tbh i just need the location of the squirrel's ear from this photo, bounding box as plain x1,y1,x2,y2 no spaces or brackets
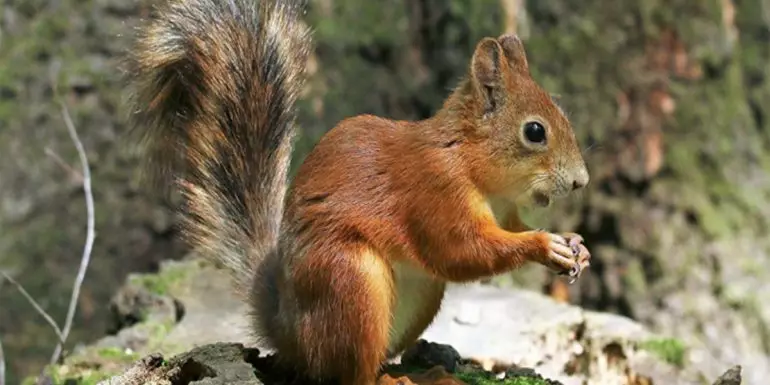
497,34,529,73
471,38,506,113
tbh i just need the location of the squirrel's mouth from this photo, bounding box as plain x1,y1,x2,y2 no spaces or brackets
532,191,551,207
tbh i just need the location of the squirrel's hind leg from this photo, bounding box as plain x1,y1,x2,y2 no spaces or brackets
282,242,395,385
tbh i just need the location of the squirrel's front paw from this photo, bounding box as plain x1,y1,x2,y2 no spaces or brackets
531,231,581,279
557,232,591,284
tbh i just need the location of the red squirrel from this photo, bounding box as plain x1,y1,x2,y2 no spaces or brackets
126,0,591,384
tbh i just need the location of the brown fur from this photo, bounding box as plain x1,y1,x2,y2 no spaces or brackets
127,1,589,384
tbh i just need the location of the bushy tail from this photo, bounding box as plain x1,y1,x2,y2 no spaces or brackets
126,0,311,293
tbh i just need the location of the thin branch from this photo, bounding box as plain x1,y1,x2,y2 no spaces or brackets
44,146,83,182
0,272,64,342
49,98,96,366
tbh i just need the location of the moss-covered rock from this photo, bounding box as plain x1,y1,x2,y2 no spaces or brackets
20,259,740,385
126,259,196,297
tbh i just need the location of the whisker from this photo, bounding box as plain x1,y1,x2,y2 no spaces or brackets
581,141,608,159
513,174,551,200
584,141,604,152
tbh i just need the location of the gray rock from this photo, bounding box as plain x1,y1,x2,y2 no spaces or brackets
53,260,741,385
97,343,264,385
712,365,742,385
400,340,462,373
168,343,263,385
421,283,709,385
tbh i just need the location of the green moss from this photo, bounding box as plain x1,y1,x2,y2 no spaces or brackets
455,371,551,385
128,274,170,295
128,262,192,296
53,371,112,385
639,338,687,367
19,364,113,385
139,318,178,354
95,347,139,363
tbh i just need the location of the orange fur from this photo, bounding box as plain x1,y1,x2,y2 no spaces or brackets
128,1,590,383
386,278,445,356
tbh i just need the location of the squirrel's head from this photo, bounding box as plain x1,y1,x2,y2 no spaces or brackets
462,33,589,207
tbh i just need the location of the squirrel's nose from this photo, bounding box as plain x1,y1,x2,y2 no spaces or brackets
571,165,590,191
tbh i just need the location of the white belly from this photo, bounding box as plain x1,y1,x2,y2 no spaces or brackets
387,260,442,352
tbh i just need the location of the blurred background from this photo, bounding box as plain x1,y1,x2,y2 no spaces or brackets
1,0,769,383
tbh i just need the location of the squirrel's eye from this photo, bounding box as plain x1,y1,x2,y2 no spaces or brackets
523,121,546,144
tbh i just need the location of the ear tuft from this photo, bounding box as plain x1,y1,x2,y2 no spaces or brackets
497,33,529,72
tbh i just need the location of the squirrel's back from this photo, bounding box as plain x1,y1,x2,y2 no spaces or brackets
126,0,311,293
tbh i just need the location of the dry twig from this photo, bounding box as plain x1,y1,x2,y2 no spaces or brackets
48,97,96,366
44,146,82,181
0,272,65,343
0,65,98,383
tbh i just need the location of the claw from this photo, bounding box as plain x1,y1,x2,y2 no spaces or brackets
558,262,581,284
556,262,580,278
